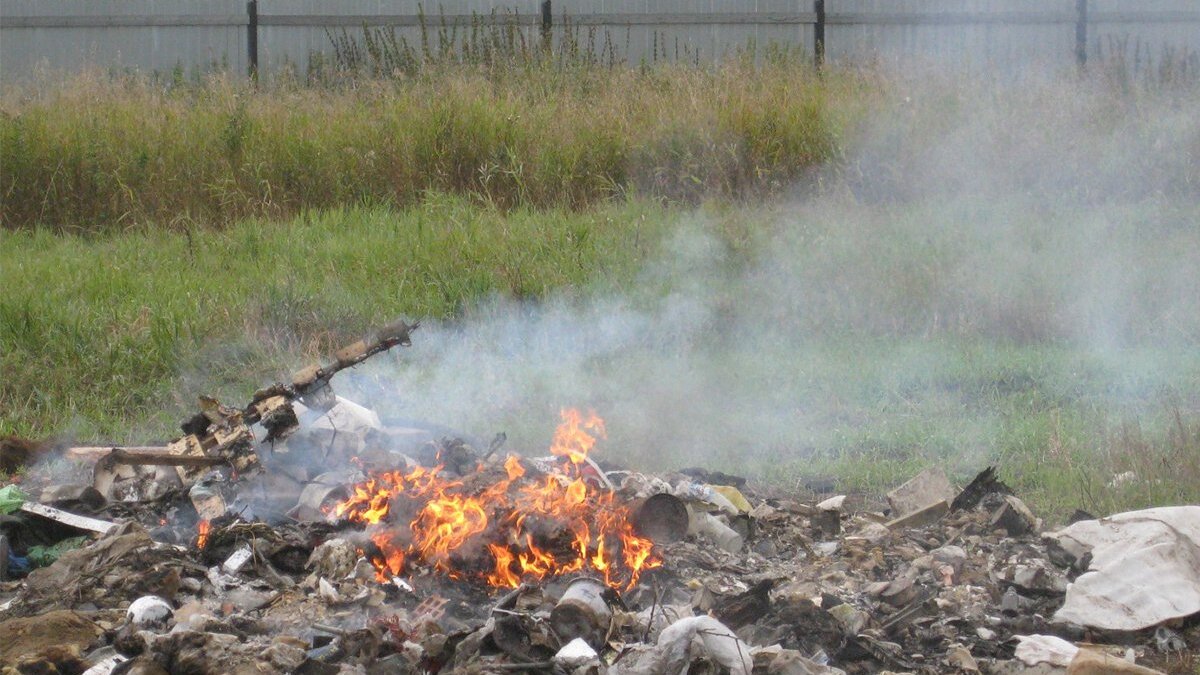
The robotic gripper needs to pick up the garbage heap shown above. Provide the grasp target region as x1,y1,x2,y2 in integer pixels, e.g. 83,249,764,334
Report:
0,327,1197,675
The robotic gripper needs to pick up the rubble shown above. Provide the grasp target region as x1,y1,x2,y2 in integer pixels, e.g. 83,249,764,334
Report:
1,328,1197,675
991,495,1040,537
885,498,949,529
0,610,103,669
886,467,957,517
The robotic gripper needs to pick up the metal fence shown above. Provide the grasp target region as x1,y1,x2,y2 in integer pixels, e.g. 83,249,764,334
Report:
2,1,1198,82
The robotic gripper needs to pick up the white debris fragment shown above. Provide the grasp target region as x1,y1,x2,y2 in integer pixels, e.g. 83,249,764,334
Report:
348,557,377,581
127,595,174,630
816,495,846,511
310,396,383,434
657,616,753,675
1106,471,1137,489
1014,634,1078,667
554,637,600,668
318,577,340,603
689,511,744,553
222,545,254,574
81,655,128,675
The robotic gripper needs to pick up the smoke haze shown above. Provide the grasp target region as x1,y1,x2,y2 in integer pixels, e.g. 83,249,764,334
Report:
338,70,1200,481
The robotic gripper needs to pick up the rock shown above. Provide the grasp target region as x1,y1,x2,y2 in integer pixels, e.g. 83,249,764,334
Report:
887,468,956,518
852,521,892,545
262,639,307,671
0,610,102,665
932,544,967,580
991,496,1039,536
827,603,868,636
946,644,980,671
1000,587,1025,614
1011,561,1068,595
171,601,211,629
877,576,918,607
886,500,949,529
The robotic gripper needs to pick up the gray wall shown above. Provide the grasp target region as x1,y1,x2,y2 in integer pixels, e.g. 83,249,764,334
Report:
1,1,1197,83
1,0,248,78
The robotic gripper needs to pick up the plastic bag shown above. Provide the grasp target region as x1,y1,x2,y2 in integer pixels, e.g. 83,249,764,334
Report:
0,484,28,515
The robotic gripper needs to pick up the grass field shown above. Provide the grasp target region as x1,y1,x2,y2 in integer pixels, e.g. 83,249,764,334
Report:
0,59,859,232
2,61,1198,523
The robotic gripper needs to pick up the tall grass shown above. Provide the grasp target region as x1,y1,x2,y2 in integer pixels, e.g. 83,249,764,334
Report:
0,57,860,233
0,196,672,440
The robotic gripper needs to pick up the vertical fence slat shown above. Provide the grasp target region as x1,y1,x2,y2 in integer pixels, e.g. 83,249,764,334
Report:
1076,0,1088,67
247,0,259,77
814,0,825,67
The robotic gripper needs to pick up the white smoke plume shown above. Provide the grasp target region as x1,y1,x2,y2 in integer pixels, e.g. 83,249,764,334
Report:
336,68,1200,479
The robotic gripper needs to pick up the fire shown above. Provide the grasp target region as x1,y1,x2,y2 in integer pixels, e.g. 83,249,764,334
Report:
196,519,211,549
332,409,661,590
550,408,606,465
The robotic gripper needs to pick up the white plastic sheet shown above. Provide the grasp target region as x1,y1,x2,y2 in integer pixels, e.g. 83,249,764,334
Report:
1047,506,1200,630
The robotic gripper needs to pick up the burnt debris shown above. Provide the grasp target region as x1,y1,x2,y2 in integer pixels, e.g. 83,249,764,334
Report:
1,326,1197,675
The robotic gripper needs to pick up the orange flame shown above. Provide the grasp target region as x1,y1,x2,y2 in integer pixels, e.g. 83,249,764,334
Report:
551,408,606,465
196,519,211,549
332,408,660,591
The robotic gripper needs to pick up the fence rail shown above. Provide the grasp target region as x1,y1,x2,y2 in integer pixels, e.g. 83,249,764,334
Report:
2,1,1197,82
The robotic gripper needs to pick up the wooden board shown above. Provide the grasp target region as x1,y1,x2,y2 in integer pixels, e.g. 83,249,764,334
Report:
20,502,118,534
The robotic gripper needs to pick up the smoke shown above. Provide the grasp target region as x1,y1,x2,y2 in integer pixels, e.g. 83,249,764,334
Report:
337,69,1200,479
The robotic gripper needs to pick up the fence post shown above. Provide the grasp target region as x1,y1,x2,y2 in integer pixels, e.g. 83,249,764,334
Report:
541,0,552,51
814,0,825,68
1074,0,1087,68
1080,0,1089,67
247,0,259,79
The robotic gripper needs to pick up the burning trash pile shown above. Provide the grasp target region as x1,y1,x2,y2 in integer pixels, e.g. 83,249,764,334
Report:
1,324,1198,674
331,409,658,592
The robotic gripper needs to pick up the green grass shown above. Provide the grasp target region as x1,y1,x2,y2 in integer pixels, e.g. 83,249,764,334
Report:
754,339,1200,519
0,196,674,440
2,194,1198,523
0,60,860,232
